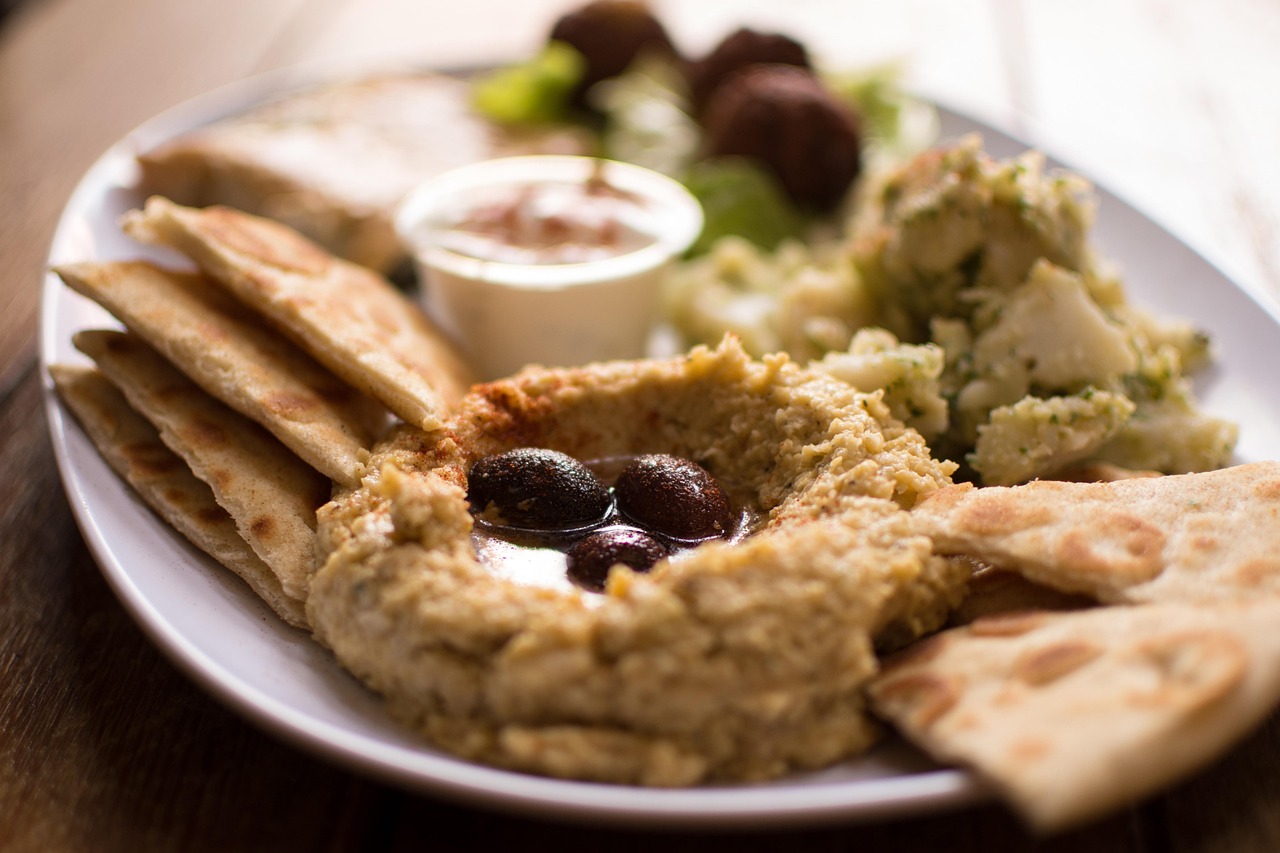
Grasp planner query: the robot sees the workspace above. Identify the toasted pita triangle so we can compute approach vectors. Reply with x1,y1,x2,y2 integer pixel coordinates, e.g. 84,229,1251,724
55,259,385,487
50,364,306,627
74,329,329,602
122,196,474,431
911,463,1280,604
867,600,1280,832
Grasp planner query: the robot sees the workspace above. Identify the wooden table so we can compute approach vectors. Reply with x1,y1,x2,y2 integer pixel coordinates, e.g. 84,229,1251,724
3,1,1279,849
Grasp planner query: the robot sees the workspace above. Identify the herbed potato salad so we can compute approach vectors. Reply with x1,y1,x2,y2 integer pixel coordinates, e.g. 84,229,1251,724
474,1,1236,485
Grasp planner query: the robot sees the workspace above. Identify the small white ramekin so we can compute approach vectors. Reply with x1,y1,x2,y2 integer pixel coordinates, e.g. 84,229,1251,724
395,155,703,380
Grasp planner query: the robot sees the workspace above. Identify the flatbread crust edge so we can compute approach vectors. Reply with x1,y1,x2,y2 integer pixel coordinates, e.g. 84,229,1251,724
911,462,1280,604
122,196,475,433
50,364,306,628
54,258,384,487
74,329,329,603
867,601,1280,832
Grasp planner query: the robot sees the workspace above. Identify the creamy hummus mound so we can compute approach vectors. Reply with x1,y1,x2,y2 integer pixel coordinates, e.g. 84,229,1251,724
308,338,965,785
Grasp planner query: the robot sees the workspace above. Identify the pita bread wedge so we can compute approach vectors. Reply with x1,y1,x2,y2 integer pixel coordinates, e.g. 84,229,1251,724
50,364,306,628
122,196,474,432
867,600,1280,832
136,72,592,274
912,462,1280,604
74,329,329,603
55,259,385,487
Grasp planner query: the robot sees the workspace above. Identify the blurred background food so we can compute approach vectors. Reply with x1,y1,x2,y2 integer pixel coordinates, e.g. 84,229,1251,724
2,0,1277,403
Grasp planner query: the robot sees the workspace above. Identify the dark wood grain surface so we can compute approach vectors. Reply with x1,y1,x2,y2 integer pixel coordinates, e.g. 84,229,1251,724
4,0,1280,849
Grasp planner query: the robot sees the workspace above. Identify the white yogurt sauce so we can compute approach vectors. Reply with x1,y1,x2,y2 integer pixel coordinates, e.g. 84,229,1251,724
430,177,657,266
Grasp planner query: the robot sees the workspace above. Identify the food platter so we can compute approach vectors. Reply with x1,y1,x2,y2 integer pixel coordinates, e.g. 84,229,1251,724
39,66,1280,827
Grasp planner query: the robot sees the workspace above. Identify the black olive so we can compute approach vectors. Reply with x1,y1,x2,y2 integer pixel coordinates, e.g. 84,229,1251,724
566,527,670,591
467,448,612,531
614,454,734,541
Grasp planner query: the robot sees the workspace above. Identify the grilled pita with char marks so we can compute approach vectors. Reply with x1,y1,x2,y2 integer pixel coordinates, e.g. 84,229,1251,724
55,259,385,487
867,600,1280,832
124,197,474,432
912,462,1280,604
74,329,330,603
50,364,306,627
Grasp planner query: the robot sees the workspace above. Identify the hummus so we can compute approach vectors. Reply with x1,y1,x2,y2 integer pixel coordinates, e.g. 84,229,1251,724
308,339,965,784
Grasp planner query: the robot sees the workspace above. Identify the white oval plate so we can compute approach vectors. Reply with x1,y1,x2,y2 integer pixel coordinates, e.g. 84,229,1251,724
38,70,1280,829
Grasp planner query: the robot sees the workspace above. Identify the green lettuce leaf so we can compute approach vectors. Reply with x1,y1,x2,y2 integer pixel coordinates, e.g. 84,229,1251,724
681,158,807,256
472,42,586,125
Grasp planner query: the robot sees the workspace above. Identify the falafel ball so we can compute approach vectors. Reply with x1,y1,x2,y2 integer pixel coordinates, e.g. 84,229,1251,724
549,0,677,101
702,64,863,212
688,27,811,115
